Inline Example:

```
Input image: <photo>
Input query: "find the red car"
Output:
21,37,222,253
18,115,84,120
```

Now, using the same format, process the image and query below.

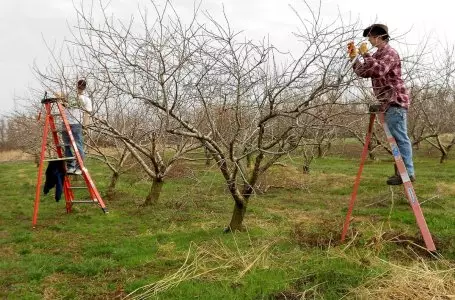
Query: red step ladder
32,93,108,228
341,107,436,251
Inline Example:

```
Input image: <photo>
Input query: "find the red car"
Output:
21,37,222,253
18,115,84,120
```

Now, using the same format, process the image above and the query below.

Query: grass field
1,146,455,299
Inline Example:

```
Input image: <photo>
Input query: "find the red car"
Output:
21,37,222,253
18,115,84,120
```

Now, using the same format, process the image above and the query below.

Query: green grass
1,146,455,299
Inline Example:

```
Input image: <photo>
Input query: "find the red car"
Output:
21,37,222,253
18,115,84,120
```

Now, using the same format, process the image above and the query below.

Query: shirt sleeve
353,51,398,78
79,95,93,113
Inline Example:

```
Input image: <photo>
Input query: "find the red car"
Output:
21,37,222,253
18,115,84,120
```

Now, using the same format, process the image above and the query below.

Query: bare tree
407,43,455,162
59,1,362,230
4,107,43,162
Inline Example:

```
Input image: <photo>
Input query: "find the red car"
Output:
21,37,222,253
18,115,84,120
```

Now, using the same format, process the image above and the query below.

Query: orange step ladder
341,106,436,251
32,93,108,227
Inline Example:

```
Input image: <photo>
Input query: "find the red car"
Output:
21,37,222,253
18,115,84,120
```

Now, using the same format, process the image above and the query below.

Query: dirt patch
0,150,33,162
256,165,352,193
256,165,305,192
165,161,194,179
104,190,131,202
272,275,321,299
95,286,127,300
303,172,353,189
436,182,455,197
291,218,342,249
272,290,306,300
364,229,445,259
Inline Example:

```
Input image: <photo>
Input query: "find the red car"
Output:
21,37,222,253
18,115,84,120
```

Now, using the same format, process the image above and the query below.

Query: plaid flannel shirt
353,44,410,109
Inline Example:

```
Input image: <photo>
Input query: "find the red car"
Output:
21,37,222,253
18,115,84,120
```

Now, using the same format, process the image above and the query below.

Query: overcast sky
0,0,453,116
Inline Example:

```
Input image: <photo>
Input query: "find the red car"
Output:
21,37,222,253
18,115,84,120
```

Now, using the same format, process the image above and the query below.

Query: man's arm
79,95,92,113
79,95,92,127
353,52,398,78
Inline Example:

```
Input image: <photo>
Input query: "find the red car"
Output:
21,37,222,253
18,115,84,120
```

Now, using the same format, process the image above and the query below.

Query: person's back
61,79,92,174
65,88,92,125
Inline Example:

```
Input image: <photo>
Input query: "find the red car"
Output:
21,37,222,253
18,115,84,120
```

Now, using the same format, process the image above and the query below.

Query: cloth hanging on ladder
43,161,66,202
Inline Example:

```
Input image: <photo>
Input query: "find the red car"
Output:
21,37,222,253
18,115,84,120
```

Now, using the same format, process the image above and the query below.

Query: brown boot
386,174,416,185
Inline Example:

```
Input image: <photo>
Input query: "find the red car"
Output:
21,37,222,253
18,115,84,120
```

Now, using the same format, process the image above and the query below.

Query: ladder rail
341,113,376,242
32,113,50,228
378,113,435,251
341,111,436,252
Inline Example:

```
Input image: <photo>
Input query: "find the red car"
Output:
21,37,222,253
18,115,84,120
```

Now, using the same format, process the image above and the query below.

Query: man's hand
359,42,368,56
347,41,358,60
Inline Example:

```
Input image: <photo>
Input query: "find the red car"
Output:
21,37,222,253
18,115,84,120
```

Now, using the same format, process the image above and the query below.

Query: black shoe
386,175,416,185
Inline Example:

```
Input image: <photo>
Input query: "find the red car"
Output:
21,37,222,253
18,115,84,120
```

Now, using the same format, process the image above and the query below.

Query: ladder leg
379,113,436,251
32,114,50,228
341,113,376,242
83,171,109,213
63,177,73,213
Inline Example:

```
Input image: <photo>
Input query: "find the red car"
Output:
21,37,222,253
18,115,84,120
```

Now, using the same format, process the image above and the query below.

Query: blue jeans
62,124,84,169
385,107,415,177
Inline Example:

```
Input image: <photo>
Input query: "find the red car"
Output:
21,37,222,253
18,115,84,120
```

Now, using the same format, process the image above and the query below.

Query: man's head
77,79,87,92
363,24,389,47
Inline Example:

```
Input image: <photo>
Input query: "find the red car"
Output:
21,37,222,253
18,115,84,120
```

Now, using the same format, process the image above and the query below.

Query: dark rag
43,161,66,202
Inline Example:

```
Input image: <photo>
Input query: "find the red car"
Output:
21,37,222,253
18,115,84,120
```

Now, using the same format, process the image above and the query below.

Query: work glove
359,42,368,55
347,41,357,60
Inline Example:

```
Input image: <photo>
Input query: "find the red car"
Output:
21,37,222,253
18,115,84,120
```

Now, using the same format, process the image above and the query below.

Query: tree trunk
440,153,448,164
367,142,376,160
228,202,247,231
204,147,212,166
317,145,323,158
368,152,376,160
436,136,448,164
302,164,310,174
143,177,164,206
106,171,119,200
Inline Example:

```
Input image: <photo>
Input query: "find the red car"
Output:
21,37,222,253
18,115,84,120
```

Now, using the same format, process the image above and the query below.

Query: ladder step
47,144,70,149
44,157,75,162
72,200,99,204
66,172,83,176
56,144,70,148
69,186,88,189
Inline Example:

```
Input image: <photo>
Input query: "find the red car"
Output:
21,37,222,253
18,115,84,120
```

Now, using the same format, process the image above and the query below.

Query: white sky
0,0,453,116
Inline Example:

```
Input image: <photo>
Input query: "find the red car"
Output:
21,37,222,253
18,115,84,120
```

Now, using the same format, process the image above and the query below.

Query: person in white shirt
61,79,92,174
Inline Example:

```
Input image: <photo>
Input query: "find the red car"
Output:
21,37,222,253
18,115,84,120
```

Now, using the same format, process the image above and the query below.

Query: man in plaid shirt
352,24,415,185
